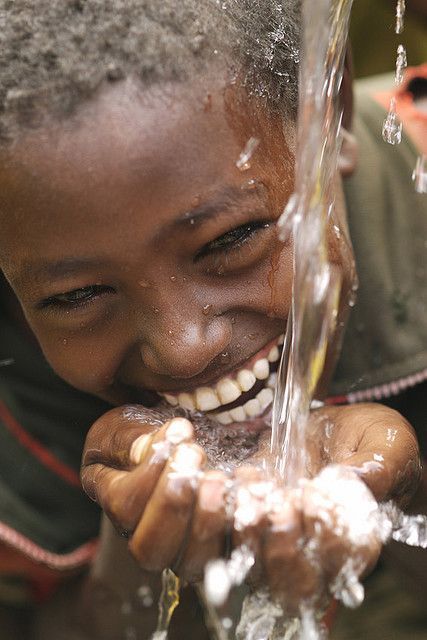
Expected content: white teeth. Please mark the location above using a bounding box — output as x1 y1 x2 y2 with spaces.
257 387 274 410
267 346 280 363
253 358 269 380
178 393 195 411
163 394 178 406
195 387 221 411
216 411 233 425
237 369 256 392
216 378 242 404
244 397 262 417
267 373 277 389
162 336 283 415
229 406 246 422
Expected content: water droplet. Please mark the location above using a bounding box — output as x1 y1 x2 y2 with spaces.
202 304 212 315
241 178 258 191
137 585 154 608
236 137 260 171
220 351 231 364
222 617 233 630
139 279 150 288
247 333 257 341
170 275 177 282
395 44 407 85
62 338 68 345
395 0 406 34
153 307 160 314
412 154 427 193
231 316 237 324
382 97 402 145
168 329 173 335
217 264 225 275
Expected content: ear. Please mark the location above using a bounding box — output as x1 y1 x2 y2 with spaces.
338 47 358 177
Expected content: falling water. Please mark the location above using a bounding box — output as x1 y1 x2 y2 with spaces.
271 0 353 483
382 96 403 145
150 569 180 640
395 0 406 34
412 154 427 194
394 44 407 86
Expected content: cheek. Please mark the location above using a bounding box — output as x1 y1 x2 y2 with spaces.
266 238 294 318
29 322 126 395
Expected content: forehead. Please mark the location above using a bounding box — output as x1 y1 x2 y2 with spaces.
0 78 293 276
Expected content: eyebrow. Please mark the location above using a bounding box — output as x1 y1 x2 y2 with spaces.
157 185 256 238
16 256 111 285
16 185 263 284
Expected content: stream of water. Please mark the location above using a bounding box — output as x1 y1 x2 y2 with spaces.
153 1 427 638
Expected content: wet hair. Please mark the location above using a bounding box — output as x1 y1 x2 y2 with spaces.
0 0 300 142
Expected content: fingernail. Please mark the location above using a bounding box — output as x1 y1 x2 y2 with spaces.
166 418 193 444
130 434 151 464
199 478 226 512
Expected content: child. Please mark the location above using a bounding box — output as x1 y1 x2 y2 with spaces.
0 1 425 637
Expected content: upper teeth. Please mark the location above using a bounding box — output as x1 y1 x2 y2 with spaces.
159 335 283 418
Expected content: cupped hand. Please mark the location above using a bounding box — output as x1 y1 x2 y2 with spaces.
81 401 421 610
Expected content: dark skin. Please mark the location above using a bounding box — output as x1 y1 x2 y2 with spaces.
0 76 421 609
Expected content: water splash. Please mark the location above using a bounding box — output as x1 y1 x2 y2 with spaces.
412 154 427 194
394 44 407 86
205 544 255 608
395 0 406 34
382 97 402 145
150 569 180 640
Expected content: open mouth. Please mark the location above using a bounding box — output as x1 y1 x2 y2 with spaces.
159 334 284 426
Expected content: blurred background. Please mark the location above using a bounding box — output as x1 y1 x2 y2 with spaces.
350 0 427 78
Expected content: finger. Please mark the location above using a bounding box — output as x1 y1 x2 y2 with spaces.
81 417 194 531
83 404 168 471
231 467 271 584
176 470 228 582
264 497 321 614
301 476 381 582
130 443 206 572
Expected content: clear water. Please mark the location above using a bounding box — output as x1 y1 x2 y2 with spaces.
395 0 406 34
271 0 354 484
382 97 403 145
394 44 407 86
412 154 427 194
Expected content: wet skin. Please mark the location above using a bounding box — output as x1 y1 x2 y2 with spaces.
0 78 421 606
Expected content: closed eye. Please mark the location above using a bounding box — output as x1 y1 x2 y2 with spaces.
195 220 270 261
39 284 115 309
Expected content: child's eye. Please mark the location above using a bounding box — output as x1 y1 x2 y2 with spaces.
40 285 114 309
196 221 270 260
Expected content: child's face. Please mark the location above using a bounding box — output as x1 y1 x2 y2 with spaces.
0 78 346 427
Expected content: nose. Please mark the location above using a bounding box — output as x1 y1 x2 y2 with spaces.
140 310 232 379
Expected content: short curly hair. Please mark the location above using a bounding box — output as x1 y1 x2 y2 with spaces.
0 0 300 142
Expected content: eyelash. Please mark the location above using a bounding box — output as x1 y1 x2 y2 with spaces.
40 285 114 310
196 220 270 261
40 221 270 310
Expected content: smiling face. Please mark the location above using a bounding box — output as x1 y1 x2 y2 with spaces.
0 76 331 429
